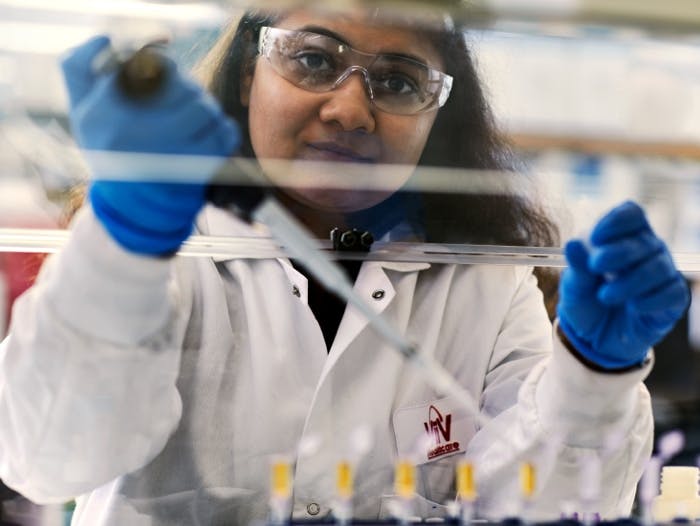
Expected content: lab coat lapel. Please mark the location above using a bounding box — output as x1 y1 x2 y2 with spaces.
200 206 328 392
319 261 430 385
293 259 430 502
278 259 309 305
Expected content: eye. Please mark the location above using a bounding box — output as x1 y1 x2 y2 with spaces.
294 51 332 71
377 74 419 96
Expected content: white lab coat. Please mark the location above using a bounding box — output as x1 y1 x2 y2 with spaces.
0 205 652 526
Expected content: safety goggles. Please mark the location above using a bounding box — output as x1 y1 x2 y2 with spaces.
258 26 453 115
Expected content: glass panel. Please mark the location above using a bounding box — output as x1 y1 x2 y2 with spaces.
0 2 699 525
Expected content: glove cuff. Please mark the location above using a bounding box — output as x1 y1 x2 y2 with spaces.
557 316 649 371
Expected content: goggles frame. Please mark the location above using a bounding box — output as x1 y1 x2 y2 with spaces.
258 26 453 115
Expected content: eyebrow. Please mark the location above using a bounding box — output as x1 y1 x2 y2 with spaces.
295 24 431 66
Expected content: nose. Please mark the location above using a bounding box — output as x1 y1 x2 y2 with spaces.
318 70 376 133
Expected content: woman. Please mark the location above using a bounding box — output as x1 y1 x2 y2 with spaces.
0 6 688 526
198 9 557 245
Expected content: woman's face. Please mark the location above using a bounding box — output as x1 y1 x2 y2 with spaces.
242 10 445 213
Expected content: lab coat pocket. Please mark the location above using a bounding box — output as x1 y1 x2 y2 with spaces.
392 396 477 504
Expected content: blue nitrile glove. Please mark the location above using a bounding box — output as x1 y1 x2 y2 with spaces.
61 35 240 255
557 201 690 370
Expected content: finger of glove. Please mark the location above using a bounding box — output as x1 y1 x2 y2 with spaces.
590 201 651 245
90 181 204 234
80 103 239 189
183 95 241 157
630 276 690 316
133 182 205 226
80 95 236 156
61 35 112 109
74 69 239 160
597 250 678 304
91 191 193 255
72 63 198 145
560 239 601 298
629 303 684 350
148 93 241 157
588 231 664 274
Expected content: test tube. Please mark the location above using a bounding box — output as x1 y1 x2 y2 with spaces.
637 431 686 525
638 456 661 526
520 461 537 520
394 458 417 524
334 460 354 525
456 459 477 525
269 457 293 526
579 452 602 525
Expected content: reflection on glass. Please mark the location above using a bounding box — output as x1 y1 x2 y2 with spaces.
0 3 695 526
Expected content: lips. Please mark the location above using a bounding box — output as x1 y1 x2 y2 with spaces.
304 141 377 163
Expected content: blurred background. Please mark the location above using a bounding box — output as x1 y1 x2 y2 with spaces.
3 0 700 523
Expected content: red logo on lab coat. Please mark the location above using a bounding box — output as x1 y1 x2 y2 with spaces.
423 405 460 460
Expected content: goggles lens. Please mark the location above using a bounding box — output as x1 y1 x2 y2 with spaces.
258 27 453 115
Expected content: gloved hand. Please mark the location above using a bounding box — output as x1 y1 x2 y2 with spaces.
557 201 689 370
61 35 240 255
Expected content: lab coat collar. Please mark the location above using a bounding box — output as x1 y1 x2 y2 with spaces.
197 205 273 262
329 260 428 352
312 259 429 408
200 206 431 396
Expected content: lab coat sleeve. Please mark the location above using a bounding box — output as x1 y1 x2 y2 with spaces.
468 270 652 520
0 207 185 503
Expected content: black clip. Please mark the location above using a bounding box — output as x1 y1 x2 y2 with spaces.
330 228 374 252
